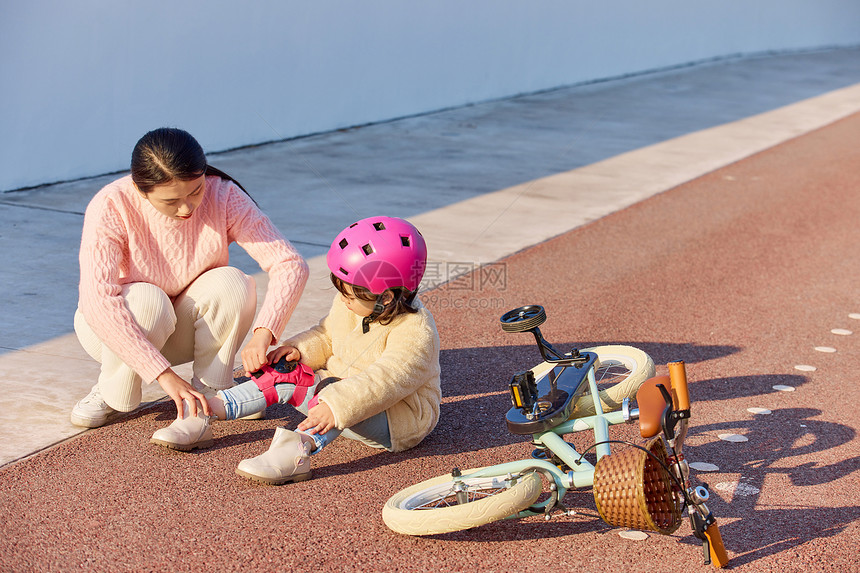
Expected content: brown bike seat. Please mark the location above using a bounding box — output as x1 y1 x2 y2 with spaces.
637 376 670 438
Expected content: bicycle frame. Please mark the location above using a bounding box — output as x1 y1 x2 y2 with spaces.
454 361 637 518
384 305 728 568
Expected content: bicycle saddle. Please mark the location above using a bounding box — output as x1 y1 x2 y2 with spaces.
637 376 671 438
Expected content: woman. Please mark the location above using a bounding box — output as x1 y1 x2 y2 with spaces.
71 127 308 429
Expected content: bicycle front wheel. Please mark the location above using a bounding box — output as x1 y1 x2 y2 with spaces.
571 345 655 417
382 469 542 535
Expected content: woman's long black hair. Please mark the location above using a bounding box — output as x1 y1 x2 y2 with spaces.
130 127 253 201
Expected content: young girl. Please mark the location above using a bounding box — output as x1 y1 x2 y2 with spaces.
150 216 442 485
72 127 308 429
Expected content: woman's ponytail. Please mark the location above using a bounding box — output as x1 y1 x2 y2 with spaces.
131 127 255 203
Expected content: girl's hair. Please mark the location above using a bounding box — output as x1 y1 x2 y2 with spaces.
330 273 418 324
130 127 252 199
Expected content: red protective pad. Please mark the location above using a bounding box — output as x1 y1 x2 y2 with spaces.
252 361 315 407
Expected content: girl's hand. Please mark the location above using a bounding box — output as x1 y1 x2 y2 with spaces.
298 402 335 435
267 345 301 364
156 368 211 418
241 328 275 375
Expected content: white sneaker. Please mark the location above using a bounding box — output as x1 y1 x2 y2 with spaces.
235 427 313 485
149 400 213 451
70 385 117 428
191 377 217 398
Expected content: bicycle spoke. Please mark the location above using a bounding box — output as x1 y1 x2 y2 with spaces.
595 360 632 384
413 486 509 510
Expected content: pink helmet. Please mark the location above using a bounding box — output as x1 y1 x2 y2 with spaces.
327 216 427 294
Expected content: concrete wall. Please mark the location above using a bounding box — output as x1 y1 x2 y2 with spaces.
2 0 859 192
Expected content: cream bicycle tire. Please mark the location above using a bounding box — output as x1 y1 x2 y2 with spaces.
383 468 542 535
571 345 655 417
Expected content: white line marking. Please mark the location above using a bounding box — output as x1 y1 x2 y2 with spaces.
618 530 649 541
689 462 720 472
747 407 772 415
715 482 760 496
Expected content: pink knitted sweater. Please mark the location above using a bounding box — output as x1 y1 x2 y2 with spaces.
78 175 309 383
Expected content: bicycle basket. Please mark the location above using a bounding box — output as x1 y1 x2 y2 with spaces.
592 437 682 535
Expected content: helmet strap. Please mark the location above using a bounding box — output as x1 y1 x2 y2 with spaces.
362 295 388 334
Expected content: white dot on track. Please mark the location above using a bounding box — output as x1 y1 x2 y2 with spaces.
831 329 852 335
618 530 649 541
814 347 836 353
795 364 817 371
718 433 748 443
773 384 795 392
689 462 720 472
747 407 772 415
849 313 860 320
715 482 760 496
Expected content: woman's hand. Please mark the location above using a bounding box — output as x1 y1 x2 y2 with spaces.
156 368 211 419
241 327 275 375
267 345 301 364
297 402 335 435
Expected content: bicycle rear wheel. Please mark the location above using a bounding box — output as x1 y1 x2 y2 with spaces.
571 345 655 417
383 469 542 535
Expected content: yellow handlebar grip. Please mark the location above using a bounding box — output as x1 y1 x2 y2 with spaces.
705 522 729 568
668 361 691 411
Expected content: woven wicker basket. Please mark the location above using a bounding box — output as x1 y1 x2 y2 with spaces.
592 438 682 534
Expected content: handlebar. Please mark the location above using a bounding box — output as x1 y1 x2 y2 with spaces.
664 361 727 567
705 522 729 568
668 361 691 411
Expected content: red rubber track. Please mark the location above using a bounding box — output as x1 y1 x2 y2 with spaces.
2 114 860 572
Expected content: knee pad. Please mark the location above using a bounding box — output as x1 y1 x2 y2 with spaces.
248 356 315 407
307 377 340 410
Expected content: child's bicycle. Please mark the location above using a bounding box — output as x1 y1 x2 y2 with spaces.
383 305 729 568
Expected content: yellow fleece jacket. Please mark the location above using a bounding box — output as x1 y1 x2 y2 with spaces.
284 295 441 452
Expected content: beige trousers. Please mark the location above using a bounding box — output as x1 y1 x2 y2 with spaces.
74 267 256 412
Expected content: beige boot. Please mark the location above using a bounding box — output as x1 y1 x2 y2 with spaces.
235 427 313 485
150 399 213 451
